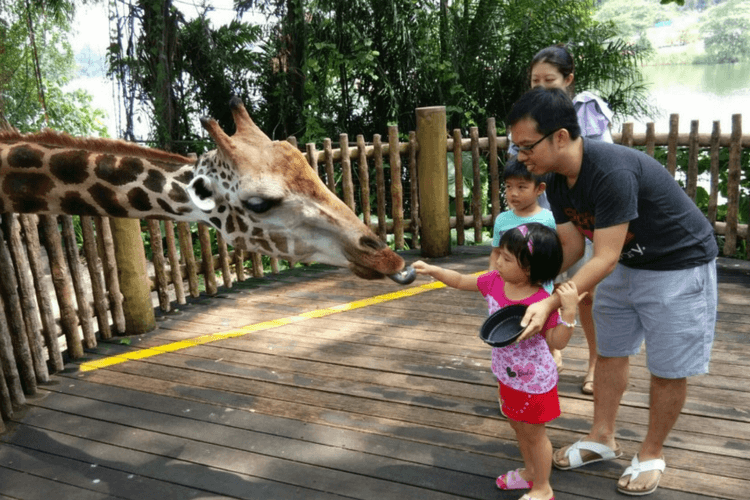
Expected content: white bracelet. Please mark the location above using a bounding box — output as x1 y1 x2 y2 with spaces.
559 317 577 328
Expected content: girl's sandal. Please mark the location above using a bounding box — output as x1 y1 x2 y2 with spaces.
496 469 533 490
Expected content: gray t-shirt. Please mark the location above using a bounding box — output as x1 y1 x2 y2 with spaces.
546 138 718 270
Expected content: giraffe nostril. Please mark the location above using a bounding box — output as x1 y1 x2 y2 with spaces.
360 236 385 251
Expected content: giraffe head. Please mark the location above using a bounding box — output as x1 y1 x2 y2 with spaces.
186 97 415 284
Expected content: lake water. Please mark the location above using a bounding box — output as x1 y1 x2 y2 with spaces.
624 62 750 135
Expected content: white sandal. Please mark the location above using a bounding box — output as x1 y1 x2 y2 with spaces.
553 439 622 470
617 454 666 496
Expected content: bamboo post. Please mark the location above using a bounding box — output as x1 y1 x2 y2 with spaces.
40 215 83 357
306 143 319 179
147 219 171 312
4 215 48 383
340 134 355 211
373 134 387 241
667 114 679 177
60 216 96 348
80 216 112 340
0 221 38 393
234 248 246 282
645 122 656 157
416 106 450 257
163 220 186 305
109 218 155 334
470 126 482 243
408 130 420 249
177 222 200 297
96 217 126 334
323 138 336 193
488 118 500 222
0 303 25 409
686 120 700 201
250 253 264 277
217 232 232 288
357 135 371 229
724 114 742 257
707 121 721 225
19 215 63 370
389 126 405 249
198 224 217 295
453 129 465 246
621 122 634 147
0 360 10 424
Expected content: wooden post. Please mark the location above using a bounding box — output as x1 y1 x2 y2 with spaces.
452 129 464 246
373 135 387 241
707 121 721 225
686 120 700 201
80 216 112 341
147 219 171 312
645 122 656 157
109 218 155 334
408 131 420 249
416 106 450 257
198 224 217 295
725 114 742 257
340 134 355 211
389 125 405 250
163 220 186 304
487 118 500 222
357 135 372 229
667 114 679 177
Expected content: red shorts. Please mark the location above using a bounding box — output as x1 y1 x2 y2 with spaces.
499 382 560 424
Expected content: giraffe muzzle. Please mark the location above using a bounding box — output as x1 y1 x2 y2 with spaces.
387 266 417 285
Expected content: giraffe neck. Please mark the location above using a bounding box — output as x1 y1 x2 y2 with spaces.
0 130 199 220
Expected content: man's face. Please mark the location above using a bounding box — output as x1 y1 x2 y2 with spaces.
510 118 558 176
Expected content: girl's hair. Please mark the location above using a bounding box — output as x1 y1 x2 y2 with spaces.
504 156 546 185
529 44 575 97
499 223 563 286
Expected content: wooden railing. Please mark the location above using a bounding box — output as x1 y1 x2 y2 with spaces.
0 111 746 431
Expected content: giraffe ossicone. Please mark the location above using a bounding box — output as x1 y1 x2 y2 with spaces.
0 97 415 284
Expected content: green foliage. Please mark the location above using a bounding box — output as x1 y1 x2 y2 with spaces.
698 0 750 63
0 0 107 134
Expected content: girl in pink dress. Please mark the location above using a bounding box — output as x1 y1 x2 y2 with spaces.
413 223 584 500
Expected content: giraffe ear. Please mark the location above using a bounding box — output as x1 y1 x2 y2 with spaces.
187 175 217 212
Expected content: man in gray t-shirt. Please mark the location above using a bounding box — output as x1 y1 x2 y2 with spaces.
507 87 718 497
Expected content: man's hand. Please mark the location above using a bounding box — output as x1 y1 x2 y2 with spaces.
517 297 556 342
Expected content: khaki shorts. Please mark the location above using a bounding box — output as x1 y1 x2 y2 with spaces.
593 260 717 379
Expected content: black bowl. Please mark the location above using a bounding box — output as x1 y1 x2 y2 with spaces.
479 304 528 347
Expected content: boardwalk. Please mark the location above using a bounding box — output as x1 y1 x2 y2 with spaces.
1 246 748 500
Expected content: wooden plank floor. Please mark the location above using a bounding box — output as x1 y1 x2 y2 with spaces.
1 246 748 500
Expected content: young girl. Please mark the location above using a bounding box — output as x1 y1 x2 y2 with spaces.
522 43 613 395
413 223 584 500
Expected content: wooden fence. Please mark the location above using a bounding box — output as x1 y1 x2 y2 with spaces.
0 111 746 431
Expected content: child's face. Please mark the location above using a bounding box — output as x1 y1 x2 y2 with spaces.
505 177 545 213
530 62 573 91
496 247 529 285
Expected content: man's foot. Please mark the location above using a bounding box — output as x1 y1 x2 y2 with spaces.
617 454 666 496
552 439 622 470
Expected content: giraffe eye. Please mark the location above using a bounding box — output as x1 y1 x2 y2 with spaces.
244 196 280 214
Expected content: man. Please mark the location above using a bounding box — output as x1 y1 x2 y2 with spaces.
508 87 718 496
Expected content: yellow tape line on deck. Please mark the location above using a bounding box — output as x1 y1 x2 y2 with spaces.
79 279 450 373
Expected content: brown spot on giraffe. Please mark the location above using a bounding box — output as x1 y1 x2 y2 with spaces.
95 155 144 185
50 150 91 184
61 192 99 216
127 187 153 212
7 145 44 169
89 183 129 218
144 170 167 193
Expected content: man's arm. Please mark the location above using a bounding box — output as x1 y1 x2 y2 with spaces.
517 222 629 340
557 222 585 273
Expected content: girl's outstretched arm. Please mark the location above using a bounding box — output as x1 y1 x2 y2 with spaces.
546 281 586 350
412 260 479 291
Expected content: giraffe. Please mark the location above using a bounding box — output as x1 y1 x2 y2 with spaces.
0 97 415 284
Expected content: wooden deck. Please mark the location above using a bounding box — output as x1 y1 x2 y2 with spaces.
1 246 748 500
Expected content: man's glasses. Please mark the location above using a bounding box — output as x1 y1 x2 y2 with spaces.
516 129 558 153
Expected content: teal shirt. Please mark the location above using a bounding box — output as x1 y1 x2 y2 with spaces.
491 209 557 294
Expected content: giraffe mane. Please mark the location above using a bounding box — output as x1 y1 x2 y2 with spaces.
0 129 196 165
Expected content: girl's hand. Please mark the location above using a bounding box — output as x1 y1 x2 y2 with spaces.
556 281 588 311
412 260 435 276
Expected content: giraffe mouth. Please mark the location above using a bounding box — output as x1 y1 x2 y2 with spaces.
348 263 416 284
